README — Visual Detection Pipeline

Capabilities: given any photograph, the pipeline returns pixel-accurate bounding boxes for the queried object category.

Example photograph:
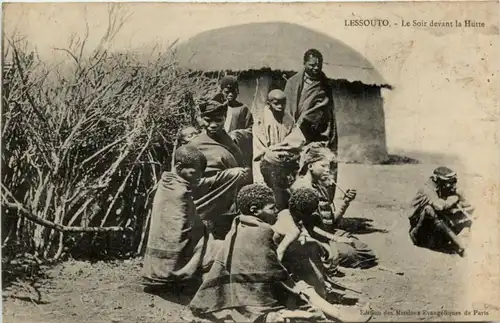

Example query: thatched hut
[175,22,392,163]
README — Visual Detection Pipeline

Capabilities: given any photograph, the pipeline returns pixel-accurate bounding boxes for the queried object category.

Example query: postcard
[2,2,499,322]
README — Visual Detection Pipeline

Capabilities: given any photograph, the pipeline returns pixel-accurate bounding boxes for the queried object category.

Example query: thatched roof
[175,22,389,87]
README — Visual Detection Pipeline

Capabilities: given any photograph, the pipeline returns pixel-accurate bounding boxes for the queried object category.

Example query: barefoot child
[274,188,342,297]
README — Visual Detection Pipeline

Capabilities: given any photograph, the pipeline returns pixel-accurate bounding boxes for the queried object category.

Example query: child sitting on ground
[143,145,221,287]
[190,184,370,323]
[273,188,342,297]
[291,142,377,269]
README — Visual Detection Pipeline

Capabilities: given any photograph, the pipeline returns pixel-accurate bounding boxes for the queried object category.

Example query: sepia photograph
[1,2,499,322]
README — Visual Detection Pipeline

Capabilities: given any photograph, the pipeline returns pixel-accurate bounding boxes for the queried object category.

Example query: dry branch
[2,186,132,233]
[2,27,216,259]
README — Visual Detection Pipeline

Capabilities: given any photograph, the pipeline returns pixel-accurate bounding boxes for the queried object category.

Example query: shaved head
[267,89,286,101]
[267,89,286,114]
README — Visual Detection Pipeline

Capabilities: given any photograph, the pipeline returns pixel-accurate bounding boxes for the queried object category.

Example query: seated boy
[259,150,300,212]
[189,184,370,323]
[253,89,296,183]
[409,166,474,257]
[274,188,344,296]
[142,146,221,287]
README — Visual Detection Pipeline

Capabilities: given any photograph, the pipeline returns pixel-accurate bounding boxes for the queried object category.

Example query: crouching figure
[409,166,474,257]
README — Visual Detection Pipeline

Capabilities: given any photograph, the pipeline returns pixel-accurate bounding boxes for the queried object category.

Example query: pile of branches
[1,13,216,263]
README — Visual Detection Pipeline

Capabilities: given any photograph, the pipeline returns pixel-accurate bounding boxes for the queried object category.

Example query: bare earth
[3,162,499,322]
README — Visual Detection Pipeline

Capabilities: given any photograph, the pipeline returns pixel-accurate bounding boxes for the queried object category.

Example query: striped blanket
[189,215,293,322]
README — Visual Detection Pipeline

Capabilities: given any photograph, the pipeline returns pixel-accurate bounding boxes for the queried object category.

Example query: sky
[3,2,500,174]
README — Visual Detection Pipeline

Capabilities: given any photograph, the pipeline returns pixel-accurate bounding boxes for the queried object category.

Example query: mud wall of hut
[332,81,388,164]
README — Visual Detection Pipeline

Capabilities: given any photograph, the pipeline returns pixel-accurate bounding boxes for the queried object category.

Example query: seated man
[188,100,252,238]
[189,184,370,323]
[409,166,474,257]
[142,146,221,287]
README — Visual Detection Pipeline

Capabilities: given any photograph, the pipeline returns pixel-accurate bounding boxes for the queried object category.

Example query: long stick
[377,265,404,276]
[329,176,347,196]
[1,187,132,233]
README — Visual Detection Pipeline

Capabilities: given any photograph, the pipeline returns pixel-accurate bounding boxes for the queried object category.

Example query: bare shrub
[1,7,217,263]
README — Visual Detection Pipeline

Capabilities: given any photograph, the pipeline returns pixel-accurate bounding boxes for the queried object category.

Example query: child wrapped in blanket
[189,184,371,323]
[142,145,221,287]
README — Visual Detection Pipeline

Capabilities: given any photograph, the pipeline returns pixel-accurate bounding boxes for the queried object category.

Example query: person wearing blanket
[142,146,222,286]
[189,184,372,323]
[187,100,252,239]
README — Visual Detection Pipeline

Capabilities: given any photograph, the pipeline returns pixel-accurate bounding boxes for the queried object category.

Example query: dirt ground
[3,161,499,322]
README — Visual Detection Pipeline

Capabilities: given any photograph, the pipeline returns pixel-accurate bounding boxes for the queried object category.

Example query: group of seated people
[141,70,475,322]
[142,75,379,322]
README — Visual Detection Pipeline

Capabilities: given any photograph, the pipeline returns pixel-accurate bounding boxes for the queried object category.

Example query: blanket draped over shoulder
[213,93,254,133]
[189,215,292,322]
[188,132,251,239]
[284,69,338,153]
[188,131,246,177]
[194,168,251,239]
[409,179,473,247]
[253,106,296,163]
[409,179,473,223]
[252,106,296,184]
[142,172,216,284]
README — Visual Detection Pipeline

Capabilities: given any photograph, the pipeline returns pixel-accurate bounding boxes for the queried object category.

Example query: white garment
[224,108,233,133]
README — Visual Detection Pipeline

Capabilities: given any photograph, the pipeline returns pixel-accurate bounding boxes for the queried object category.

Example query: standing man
[212,75,254,170]
[284,49,338,196]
